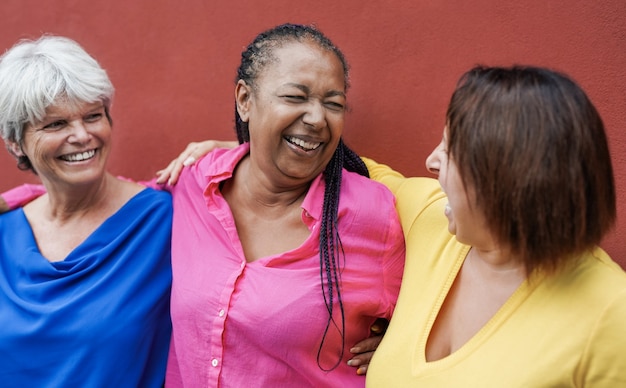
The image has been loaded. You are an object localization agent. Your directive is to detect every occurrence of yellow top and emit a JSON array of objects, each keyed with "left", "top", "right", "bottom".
[{"left": 364, "top": 158, "right": 626, "bottom": 387}]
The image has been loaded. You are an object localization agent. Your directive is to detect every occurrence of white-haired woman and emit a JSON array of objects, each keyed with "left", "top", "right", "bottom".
[{"left": 0, "top": 36, "right": 172, "bottom": 387}]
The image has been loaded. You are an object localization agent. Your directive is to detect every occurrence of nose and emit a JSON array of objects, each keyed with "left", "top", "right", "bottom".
[
  {"left": 302, "top": 101, "right": 326, "bottom": 130},
  {"left": 425, "top": 146, "right": 441, "bottom": 175},
  {"left": 67, "top": 121, "right": 91, "bottom": 143}
]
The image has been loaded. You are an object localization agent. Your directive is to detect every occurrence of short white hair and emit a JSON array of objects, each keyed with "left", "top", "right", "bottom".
[{"left": 0, "top": 35, "right": 114, "bottom": 144}]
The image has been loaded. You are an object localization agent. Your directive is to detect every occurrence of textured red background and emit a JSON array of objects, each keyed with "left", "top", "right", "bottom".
[{"left": 1, "top": 0, "right": 624, "bottom": 268}]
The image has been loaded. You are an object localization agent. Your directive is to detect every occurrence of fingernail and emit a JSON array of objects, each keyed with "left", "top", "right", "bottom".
[
  {"left": 357, "top": 366, "right": 367, "bottom": 375},
  {"left": 183, "top": 156, "right": 195, "bottom": 166},
  {"left": 347, "top": 359, "right": 356, "bottom": 366},
  {"left": 350, "top": 347, "right": 359, "bottom": 353}
]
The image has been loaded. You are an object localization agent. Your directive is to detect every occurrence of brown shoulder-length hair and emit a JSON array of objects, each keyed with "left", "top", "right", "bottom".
[{"left": 446, "top": 65, "right": 616, "bottom": 274}]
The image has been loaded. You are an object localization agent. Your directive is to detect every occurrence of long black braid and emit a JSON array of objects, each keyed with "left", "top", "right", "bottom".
[{"left": 234, "top": 23, "right": 369, "bottom": 370}]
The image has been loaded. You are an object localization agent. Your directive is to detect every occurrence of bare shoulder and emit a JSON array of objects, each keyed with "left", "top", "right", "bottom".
[{"left": 113, "top": 177, "right": 147, "bottom": 203}]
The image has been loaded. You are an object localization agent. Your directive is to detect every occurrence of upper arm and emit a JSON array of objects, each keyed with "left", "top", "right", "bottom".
[
  {"left": 381, "top": 203, "right": 406, "bottom": 314},
  {"left": 361, "top": 157, "right": 407, "bottom": 196},
  {"left": 578, "top": 288, "right": 626, "bottom": 386}
]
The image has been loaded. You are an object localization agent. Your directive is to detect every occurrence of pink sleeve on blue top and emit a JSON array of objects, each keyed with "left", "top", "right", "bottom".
[
  {"left": 2, "top": 183, "right": 46, "bottom": 209},
  {"left": 1, "top": 177, "right": 166, "bottom": 211}
]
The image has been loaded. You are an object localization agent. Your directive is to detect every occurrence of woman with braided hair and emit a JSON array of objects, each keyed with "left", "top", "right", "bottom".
[
  {"left": 0, "top": 24, "right": 400, "bottom": 386},
  {"left": 160, "top": 23, "right": 405, "bottom": 387}
]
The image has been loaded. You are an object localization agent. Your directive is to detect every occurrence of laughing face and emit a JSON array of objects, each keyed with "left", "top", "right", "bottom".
[
  {"left": 236, "top": 41, "right": 346, "bottom": 185},
  {"left": 15, "top": 100, "right": 111, "bottom": 189},
  {"left": 425, "top": 128, "right": 493, "bottom": 248}
]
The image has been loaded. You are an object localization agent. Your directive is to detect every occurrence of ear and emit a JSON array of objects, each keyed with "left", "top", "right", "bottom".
[
  {"left": 235, "top": 80, "right": 252, "bottom": 123},
  {"left": 7, "top": 141, "right": 24, "bottom": 158}
]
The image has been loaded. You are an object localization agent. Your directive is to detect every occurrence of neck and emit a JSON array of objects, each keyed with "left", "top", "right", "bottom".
[
  {"left": 233, "top": 155, "right": 310, "bottom": 209},
  {"left": 40, "top": 173, "right": 117, "bottom": 222},
  {"left": 468, "top": 246, "right": 527, "bottom": 279}
]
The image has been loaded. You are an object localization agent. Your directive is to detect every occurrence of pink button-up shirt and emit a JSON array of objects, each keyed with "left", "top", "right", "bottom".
[{"left": 166, "top": 144, "right": 405, "bottom": 387}]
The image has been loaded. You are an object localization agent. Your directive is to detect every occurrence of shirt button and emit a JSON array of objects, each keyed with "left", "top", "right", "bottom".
[
  {"left": 218, "top": 309, "right": 225, "bottom": 317},
  {"left": 211, "top": 358, "right": 219, "bottom": 367}
]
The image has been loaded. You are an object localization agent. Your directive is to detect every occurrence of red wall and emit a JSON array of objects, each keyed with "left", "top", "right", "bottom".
[{"left": 1, "top": 0, "right": 625, "bottom": 268}]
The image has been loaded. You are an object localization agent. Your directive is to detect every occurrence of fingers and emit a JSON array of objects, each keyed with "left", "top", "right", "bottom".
[
  {"left": 347, "top": 336, "right": 383, "bottom": 376},
  {"left": 350, "top": 335, "right": 383, "bottom": 354},
  {"left": 370, "top": 317, "right": 389, "bottom": 335},
  {"left": 182, "top": 140, "right": 238, "bottom": 167},
  {"left": 155, "top": 142, "right": 201, "bottom": 185},
  {"left": 155, "top": 140, "right": 239, "bottom": 185},
  {"left": 347, "top": 351, "right": 374, "bottom": 375},
  {"left": 346, "top": 317, "right": 389, "bottom": 375},
  {"left": 156, "top": 159, "right": 182, "bottom": 185}
]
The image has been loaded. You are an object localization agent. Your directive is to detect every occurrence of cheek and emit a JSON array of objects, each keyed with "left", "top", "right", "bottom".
[
  {"left": 329, "top": 113, "right": 344, "bottom": 134},
  {"left": 21, "top": 136, "right": 44, "bottom": 159},
  {"left": 90, "top": 123, "right": 113, "bottom": 147}
]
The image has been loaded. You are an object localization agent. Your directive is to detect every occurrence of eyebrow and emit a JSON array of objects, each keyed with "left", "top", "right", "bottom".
[
  {"left": 41, "top": 104, "right": 105, "bottom": 123},
  {"left": 284, "top": 83, "right": 346, "bottom": 99}
]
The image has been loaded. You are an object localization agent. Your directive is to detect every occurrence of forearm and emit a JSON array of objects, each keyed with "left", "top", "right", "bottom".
[{"left": 0, "top": 183, "right": 47, "bottom": 211}]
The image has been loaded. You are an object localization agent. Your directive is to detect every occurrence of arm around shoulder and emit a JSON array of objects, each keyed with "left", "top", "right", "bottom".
[
  {"left": 361, "top": 157, "right": 407, "bottom": 196},
  {"left": 0, "top": 183, "right": 47, "bottom": 212}
]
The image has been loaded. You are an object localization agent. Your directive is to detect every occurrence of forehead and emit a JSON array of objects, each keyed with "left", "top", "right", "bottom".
[
  {"left": 257, "top": 41, "right": 345, "bottom": 89},
  {"left": 44, "top": 99, "right": 103, "bottom": 117}
]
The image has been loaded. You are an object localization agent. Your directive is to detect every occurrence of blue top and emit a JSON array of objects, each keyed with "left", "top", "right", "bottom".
[{"left": 0, "top": 188, "right": 172, "bottom": 387}]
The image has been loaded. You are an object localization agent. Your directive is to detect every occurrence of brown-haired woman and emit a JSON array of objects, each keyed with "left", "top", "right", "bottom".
[{"left": 365, "top": 66, "right": 626, "bottom": 387}]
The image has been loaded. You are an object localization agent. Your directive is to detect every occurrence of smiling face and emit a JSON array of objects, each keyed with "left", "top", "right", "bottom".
[
  {"left": 236, "top": 41, "right": 346, "bottom": 185},
  {"left": 425, "top": 128, "right": 494, "bottom": 249},
  {"left": 14, "top": 99, "right": 111, "bottom": 190}
]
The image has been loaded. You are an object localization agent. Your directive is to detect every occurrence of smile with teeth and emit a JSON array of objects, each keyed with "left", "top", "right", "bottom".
[
  {"left": 285, "top": 136, "right": 322, "bottom": 151},
  {"left": 60, "top": 149, "right": 96, "bottom": 162}
]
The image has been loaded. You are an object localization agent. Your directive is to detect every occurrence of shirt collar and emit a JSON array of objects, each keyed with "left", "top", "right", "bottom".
[{"left": 200, "top": 142, "right": 325, "bottom": 223}]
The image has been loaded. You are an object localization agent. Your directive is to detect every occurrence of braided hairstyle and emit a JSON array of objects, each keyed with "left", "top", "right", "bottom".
[{"left": 235, "top": 23, "right": 369, "bottom": 370}]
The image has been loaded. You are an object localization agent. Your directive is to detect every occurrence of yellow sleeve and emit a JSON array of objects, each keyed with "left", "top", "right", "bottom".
[
  {"left": 578, "top": 288, "right": 626, "bottom": 386},
  {"left": 362, "top": 157, "right": 407, "bottom": 196},
  {"left": 362, "top": 157, "right": 446, "bottom": 238}
]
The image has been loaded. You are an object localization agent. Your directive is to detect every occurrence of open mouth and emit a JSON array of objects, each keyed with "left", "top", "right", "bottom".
[
  {"left": 59, "top": 149, "right": 97, "bottom": 162},
  {"left": 285, "top": 136, "right": 322, "bottom": 151}
]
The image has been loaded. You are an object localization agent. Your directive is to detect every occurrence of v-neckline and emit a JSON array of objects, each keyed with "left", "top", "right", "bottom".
[{"left": 418, "top": 246, "right": 536, "bottom": 367}]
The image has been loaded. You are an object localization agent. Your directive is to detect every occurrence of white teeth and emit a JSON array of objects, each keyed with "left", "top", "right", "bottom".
[
  {"left": 61, "top": 149, "right": 96, "bottom": 162},
  {"left": 286, "top": 136, "right": 321, "bottom": 151}
]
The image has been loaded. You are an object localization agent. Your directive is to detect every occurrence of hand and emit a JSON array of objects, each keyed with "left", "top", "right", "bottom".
[
  {"left": 155, "top": 140, "right": 238, "bottom": 185},
  {"left": 347, "top": 318, "right": 389, "bottom": 375},
  {"left": 0, "top": 196, "right": 9, "bottom": 214}
]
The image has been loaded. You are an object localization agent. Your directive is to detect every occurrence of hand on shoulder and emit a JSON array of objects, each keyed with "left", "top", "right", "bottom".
[{"left": 155, "top": 140, "right": 238, "bottom": 186}]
